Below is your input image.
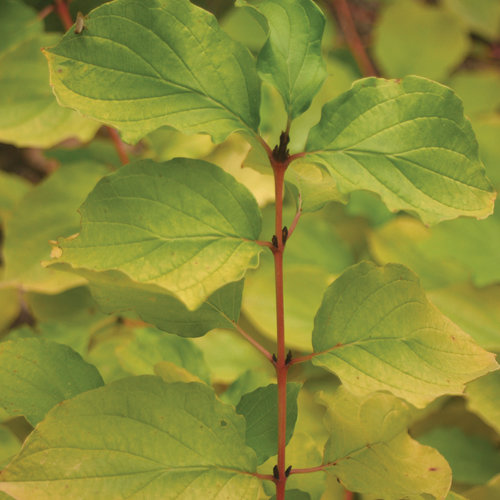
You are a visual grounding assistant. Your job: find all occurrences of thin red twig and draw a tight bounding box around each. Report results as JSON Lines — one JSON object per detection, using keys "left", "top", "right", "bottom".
{"left": 286, "top": 194, "right": 302, "bottom": 241}
{"left": 107, "top": 127, "right": 129, "bottom": 165}
{"left": 256, "top": 239, "right": 275, "bottom": 249}
{"left": 330, "top": 0, "right": 378, "bottom": 77}
{"left": 289, "top": 343, "right": 342, "bottom": 366}
{"left": 38, "top": 5, "right": 55, "bottom": 20}
{"left": 289, "top": 462, "right": 336, "bottom": 475}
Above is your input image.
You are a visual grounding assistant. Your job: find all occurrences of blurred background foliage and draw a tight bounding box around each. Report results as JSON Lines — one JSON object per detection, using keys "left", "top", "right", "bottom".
{"left": 0, "top": 1, "right": 499, "bottom": 499}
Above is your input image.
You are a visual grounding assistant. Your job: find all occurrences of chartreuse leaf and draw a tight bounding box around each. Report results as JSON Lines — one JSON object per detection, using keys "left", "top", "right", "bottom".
{"left": 0, "top": 288, "right": 20, "bottom": 335}
{"left": 373, "top": 0, "right": 469, "bottom": 81}
{"left": 428, "top": 284, "right": 500, "bottom": 351}
{"left": 237, "top": 0, "right": 326, "bottom": 119}
{"left": 0, "top": 377, "right": 262, "bottom": 499}
{"left": 0, "top": 0, "right": 41, "bottom": 54}
{"left": 303, "top": 76, "right": 495, "bottom": 225}
{"left": 49, "top": 159, "right": 262, "bottom": 311}
{"left": 236, "top": 383, "right": 300, "bottom": 464}
{"left": 0, "top": 1, "right": 99, "bottom": 148}
{"left": 0, "top": 171, "right": 30, "bottom": 224}
{"left": 116, "top": 327, "right": 211, "bottom": 383}
{"left": 444, "top": 0, "right": 500, "bottom": 40}
{"left": 466, "top": 371, "right": 500, "bottom": 434}
{"left": 44, "top": 0, "right": 261, "bottom": 144}
{"left": 417, "top": 427, "right": 500, "bottom": 485}
{"left": 466, "top": 474, "right": 500, "bottom": 500}
{"left": 3, "top": 160, "right": 109, "bottom": 293}
{"left": 318, "top": 387, "right": 451, "bottom": 499}
{"left": 0, "top": 426, "right": 20, "bottom": 469}
{"left": 311, "top": 262, "right": 498, "bottom": 408}
{"left": 66, "top": 267, "right": 244, "bottom": 338}
{"left": 0, "top": 339, "right": 103, "bottom": 426}
{"left": 371, "top": 209, "right": 500, "bottom": 288}
{"left": 193, "top": 330, "right": 274, "bottom": 384}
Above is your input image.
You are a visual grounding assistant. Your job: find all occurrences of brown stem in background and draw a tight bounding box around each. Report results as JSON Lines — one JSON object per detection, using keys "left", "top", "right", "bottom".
{"left": 52, "top": 1, "right": 130, "bottom": 165}
{"left": 344, "top": 488, "right": 354, "bottom": 500}
{"left": 107, "top": 128, "right": 129, "bottom": 165}
{"left": 329, "top": 0, "right": 378, "bottom": 77}
{"left": 54, "top": 0, "right": 72, "bottom": 30}
{"left": 38, "top": 5, "right": 55, "bottom": 20}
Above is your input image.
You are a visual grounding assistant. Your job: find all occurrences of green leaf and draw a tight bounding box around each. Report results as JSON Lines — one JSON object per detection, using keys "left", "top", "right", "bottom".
{"left": 236, "top": 383, "right": 300, "bottom": 464}
{"left": 44, "top": 0, "right": 261, "bottom": 144}
{"left": 153, "top": 361, "right": 204, "bottom": 384}
{"left": 193, "top": 330, "right": 274, "bottom": 384}
{"left": 220, "top": 370, "right": 274, "bottom": 406}
{"left": 465, "top": 474, "right": 500, "bottom": 500}
{"left": 286, "top": 161, "right": 344, "bottom": 213}
{"left": 116, "top": 327, "right": 211, "bottom": 383}
{"left": 0, "top": 377, "right": 261, "bottom": 499}
{"left": 444, "top": 0, "right": 500, "bottom": 40}
{"left": 428, "top": 284, "right": 500, "bottom": 351}
{"left": 74, "top": 269, "right": 244, "bottom": 338}
{"left": 319, "top": 387, "right": 451, "bottom": 499}
{"left": 0, "top": 1, "right": 99, "bottom": 147}
{"left": 304, "top": 76, "right": 495, "bottom": 225}
{"left": 0, "top": 172, "right": 31, "bottom": 224}
{"left": 417, "top": 427, "right": 500, "bottom": 485}
{"left": 369, "top": 216, "right": 470, "bottom": 290}
{"left": 466, "top": 371, "right": 500, "bottom": 434}
{"left": 373, "top": 0, "right": 469, "bottom": 81}
{"left": 0, "top": 288, "right": 20, "bottom": 335}
{"left": 311, "top": 262, "right": 498, "bottom": 407}
{"left": 473, "top": 115, "right": 500, "bottom": 191}
{"left": 446, "top": 492, "right": 468, "bottom": 500}
{"left": 448, "top": 70, "right": 500, "bottom": 117}
{"left": 0, "top": 427, "right": 20, "bottom": 469}
{"left": 49, "top": 158, "right": 262, "bottom": 311}
{"left": 0, "top": 0, "right": 42, "bottom": 54}
{"left": 2, "top": 160, "right": 109, "bottom": 293}
{"left": 237, "top": 0, "right": 326, "bottom": 119}
{"left": 0, "top": 339, "right": 103, "bottom": 426}
{"left": 370, "top": 208, "right": 500, "bottom": 288}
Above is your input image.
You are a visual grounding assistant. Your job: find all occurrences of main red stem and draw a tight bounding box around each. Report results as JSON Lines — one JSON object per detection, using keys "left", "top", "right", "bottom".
{"left": 272, "top": 163, "right": 288, "bottom": 500}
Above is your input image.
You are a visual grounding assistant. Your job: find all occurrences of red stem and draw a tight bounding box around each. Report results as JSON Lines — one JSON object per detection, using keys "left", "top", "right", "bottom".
{"left": 344, "top": 489, "right": 354, "bottom": 500}
{"left": 289, "top": 462, "right": 335, "bottom": 475}
{"left": 272, "top": 162, "right": 289, "bottom": 500}
{"left": 107, "top": 127, "right": 130, "bottom": 165}
{"left": 286, "top": 194, "right": 302, "bottom": 241}
{"left": 289, "top": 343, "right": 341, "bottom": 366}
{"left": 54, "top": 0, "right": 73, "bottom": 31}
{"left": 330, "top": 0, "right": 378, "bottom": 77}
